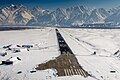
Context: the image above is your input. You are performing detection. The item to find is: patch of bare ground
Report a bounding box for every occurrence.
[36,53,89,77]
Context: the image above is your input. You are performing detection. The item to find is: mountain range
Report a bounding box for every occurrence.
[0,4,120,27]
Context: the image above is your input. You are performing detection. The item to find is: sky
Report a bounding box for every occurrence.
[0,0,120,9]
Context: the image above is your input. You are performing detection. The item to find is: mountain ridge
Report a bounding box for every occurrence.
[0,4,120,27]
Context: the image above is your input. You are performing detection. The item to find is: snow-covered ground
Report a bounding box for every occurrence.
[0,28,120,80]
[59,28,120,80]
[0,28,61,80]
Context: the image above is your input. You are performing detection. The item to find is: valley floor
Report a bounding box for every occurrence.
[0,27,120,80]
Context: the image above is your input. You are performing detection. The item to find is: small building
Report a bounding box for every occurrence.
[2,57,21,65]
[12,48,21,53]
[3,44,12,49]
[16,45,21,47]
[0,52,7,56]
[91,51,96,55]
[22,45,33,48]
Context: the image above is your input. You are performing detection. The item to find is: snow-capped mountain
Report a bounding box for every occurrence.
[105,9,120,25]
[0,5,33,25]
[0,4,120,26]
[65,6,91,26]
[86,8,110,23]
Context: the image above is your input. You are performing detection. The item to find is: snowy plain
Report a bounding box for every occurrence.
[59,28,120,80]
[0,28,60,80]
[0,27,120,80]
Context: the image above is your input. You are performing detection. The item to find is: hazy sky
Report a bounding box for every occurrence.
[0,0,120,9]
